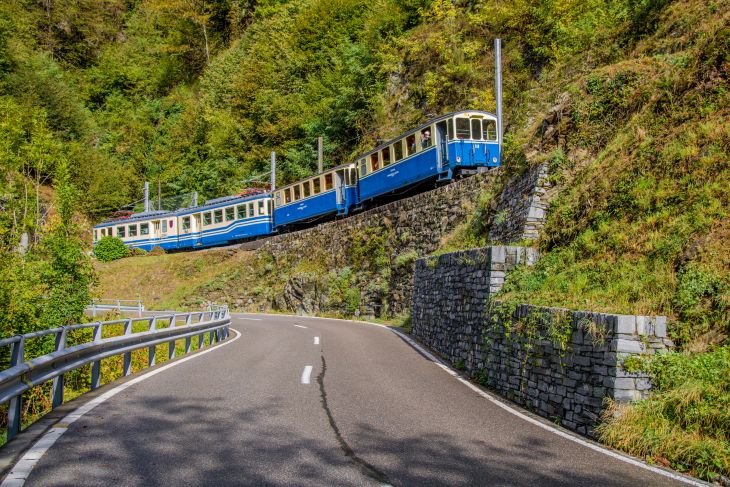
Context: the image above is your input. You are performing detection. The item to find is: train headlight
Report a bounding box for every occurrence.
[456,156,461,163]
[492,157,498,163]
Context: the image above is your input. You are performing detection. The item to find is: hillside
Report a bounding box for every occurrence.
[3,0,729,481]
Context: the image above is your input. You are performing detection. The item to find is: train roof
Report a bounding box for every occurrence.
[175,192,270,216]
[94,210,172,228]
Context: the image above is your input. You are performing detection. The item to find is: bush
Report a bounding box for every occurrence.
[94,236,129,262]
[149,246,166,256]
[130,247,148,256]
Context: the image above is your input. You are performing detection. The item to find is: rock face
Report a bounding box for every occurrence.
[256,172,502,317]
[411,247,674,437]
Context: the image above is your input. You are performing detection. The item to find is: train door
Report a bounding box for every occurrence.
[193,214,202,246]
[335,170,345,213]
[436,121,448,172]
[470,118,488,165]
[151,220,161,244]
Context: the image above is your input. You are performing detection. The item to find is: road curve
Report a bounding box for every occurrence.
[19,314,694,487]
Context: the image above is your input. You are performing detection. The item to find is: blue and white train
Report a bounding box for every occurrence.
[93,110,500,251]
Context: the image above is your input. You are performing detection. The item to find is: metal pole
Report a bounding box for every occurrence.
[494,38,504,157]
[270,151,276,191]
[317,136,323,174]
[144,182,150,212]
[192,191,198,207]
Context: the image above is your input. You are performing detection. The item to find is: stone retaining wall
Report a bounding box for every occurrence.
[489,163,550,243]
[411,247,673,436]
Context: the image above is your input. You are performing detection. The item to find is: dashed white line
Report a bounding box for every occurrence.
[293,324,307,329]
[314,336,320,345]
[1,329,242,487]
[301,365,313,384]
[238,317,262,321]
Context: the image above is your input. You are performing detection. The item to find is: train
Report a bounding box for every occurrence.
[93,110,501,251]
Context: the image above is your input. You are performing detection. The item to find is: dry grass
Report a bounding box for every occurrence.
[93,248,252,310]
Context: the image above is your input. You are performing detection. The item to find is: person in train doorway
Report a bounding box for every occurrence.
[421,129,432,148]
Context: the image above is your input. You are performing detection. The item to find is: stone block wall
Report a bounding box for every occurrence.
[411,247,673,437]
[489,163,550,243]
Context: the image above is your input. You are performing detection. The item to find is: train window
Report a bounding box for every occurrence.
[359,158,367,177]
[471,119,482,140]
[324,173,333,190]
[483,120,497,141]
[406,134,416,155]
[350,168,357,184]
[248,202,254,217]
[456,118,470,139]
[182,217,191,231]
[214,210,223,223]
[370,153,379,171]
[274,193,281,207]
[447,118,454,140]
[203,212,212,226]
[382,147,391,166]
[303,181,311,198]
[285,188,291,203]
[117,226,126,238]
[237,204,246,218]
[129,225,138,237]
[394,141,403,161]
[141,223,149,235]
[161,220,167,234]
[344,169,351,186]
[225,207,234,221]
[421,127,433,149]
[258,200,265,215]
[267,201,273,215]
[313,177,321,194]
[293,185,301,200]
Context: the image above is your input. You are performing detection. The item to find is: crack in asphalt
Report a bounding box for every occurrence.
[316,355,392,486]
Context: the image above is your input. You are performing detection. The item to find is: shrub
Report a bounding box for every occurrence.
[94,236,129,262]
[129,247,148,256]
[149,246,166,256]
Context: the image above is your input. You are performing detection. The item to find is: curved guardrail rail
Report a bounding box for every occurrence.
[0,306,231,441]
[87,299,145,317]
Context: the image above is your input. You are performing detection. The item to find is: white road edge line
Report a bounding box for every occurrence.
[301,365,313,384]
[293,324,307,329]
[238,317,262,321]
[1,328,242,487]
[232,312,708,487]
[314,336,320,345]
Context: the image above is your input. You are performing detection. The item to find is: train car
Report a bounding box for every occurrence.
[272,163,358,230]
[92,210,180,252]
[176,193,273,249]
[356,110,499,204]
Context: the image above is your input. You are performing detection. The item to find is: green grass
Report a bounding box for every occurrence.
[597,347,730,482]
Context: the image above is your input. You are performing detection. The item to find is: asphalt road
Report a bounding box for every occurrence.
[21,314,693,486]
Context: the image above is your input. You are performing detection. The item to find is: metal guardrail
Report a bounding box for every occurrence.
[87,299,145,317]
[0,305,231,441]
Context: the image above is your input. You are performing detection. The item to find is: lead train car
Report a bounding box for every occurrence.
[93,110,500,251]
[93,193,273,251]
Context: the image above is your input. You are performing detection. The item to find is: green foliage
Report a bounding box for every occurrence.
[598,347,730,481]
[393,250,418,268]
[94,236,130,262]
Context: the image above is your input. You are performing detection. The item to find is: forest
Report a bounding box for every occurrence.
[0,0,728,480]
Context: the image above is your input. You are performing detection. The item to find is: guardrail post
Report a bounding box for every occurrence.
[148,317,157,367]
[123,319,133,376]
[117,299,121,313]
[137,299,142,318]
[209,329,215,345]
[52,328,68,409]
[184,314,192,353]
[167,315,176,360]
[91,302,97,318]
[7,337,25,441]
[91,322,103,390]
[198,332,204,349]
